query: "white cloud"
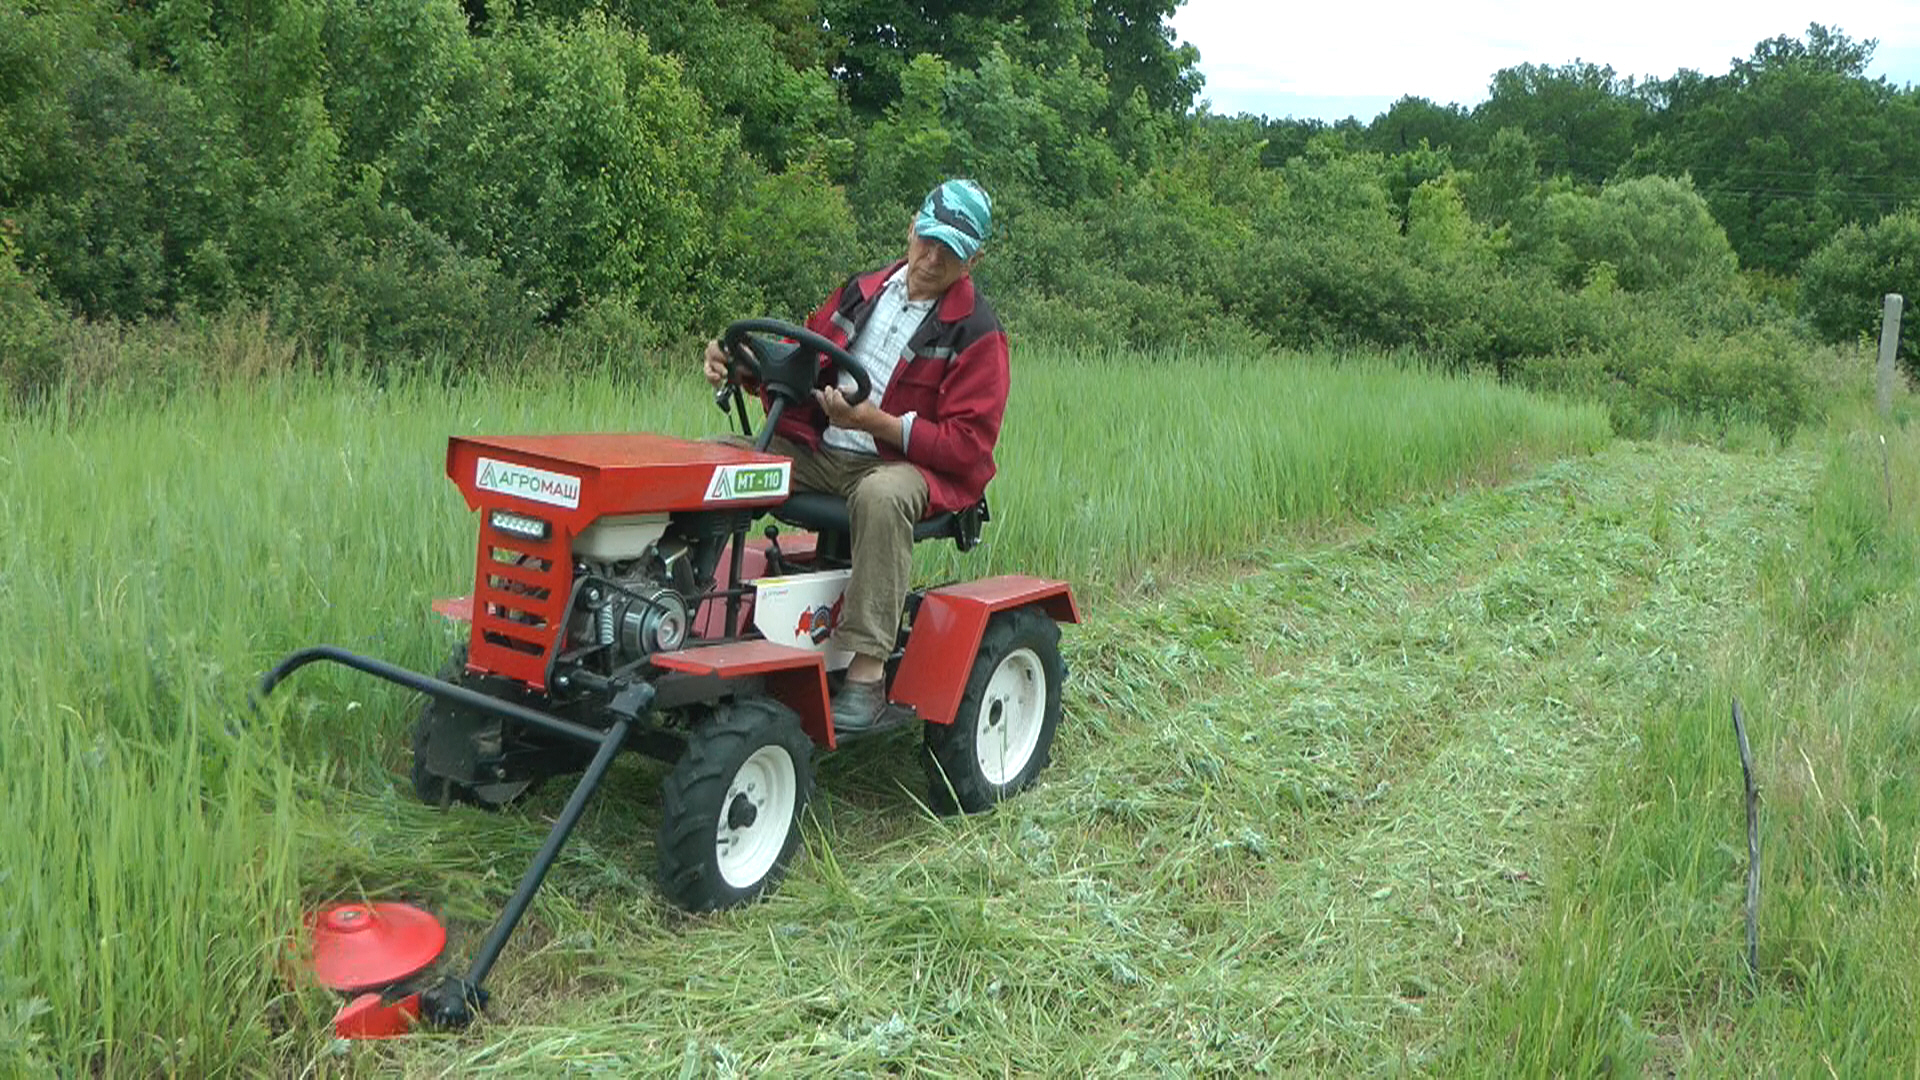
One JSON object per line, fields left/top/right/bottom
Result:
{"left": 1173, "top": 0, "right": 1920, "bottom": 116}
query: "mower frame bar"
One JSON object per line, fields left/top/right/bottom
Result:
{"left": 256, "top": 645, "right": 610, "bottom": 748}
{"left": 455, "top": 712, "right": 630, "bottom": 1004}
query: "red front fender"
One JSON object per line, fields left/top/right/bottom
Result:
{"left": 890, "top": 576, "right": 1079, "bottom": 725}
{"left": 651, "top": 640, "right": 834, "bottom": 747}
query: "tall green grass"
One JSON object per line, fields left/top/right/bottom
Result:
{"left": 921, "top": 348, "right": 1611, "bottom": 588}
{"left": 1444, "top": 405, "right": 1920, "bottom": 1074}
{"left": 2, "top": 347, "right": 1605, "bottom": 1073}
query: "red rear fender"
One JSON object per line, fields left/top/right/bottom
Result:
{"left": 890, "top": 577, "right": 1079, "bottom": 725}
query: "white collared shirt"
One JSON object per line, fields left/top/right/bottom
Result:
{"left": 823, "top": 265, "right": 932, "bottom": 456}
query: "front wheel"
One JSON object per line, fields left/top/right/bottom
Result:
{"left": 924, "top": 607, "right": 1065, "bottom": 814}
{"left": 656, "top": 697, "right": 814, "bottom": 912}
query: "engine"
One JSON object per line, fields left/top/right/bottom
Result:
{"left": 573, "top": 569, "right": 689, "bottom": 663}
{"left": 563, "top": 513, "right": 696, "bottom": 666}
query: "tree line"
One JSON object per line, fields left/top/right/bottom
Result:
{"left": 2, "top": 3, "right": 1915, "bottom": 426}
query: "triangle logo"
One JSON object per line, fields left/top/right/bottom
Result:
{"left": 707, "top": 469, "right": 732, "bottom": 500}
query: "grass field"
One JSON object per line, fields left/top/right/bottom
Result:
{"left": 1444, "top": 408, "right": 1920, "bottom": 1075}
{"left": 12, "top": 345, "right": 1915, "bottom": 1074}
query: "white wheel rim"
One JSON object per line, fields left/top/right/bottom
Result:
{"left": 715, "top": 745, "right": 797, "bottom": 889}
{"left": 976, "top": 648, "right": 1047, "bottom": 787}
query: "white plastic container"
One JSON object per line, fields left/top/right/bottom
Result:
{"left": 572, "top": 513, "right": 670, "bottom": 561}
{"left": 752, "top": 569, "right": 855, "bottom": 670}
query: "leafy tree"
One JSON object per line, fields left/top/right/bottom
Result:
{"left": 1637, "top": 24, "right": 1920, "bottom": 274}
{"left": 1086, "top": 0, "right": 1201, "bottom": 115}
{"left": 320, "top": 0, "right": 482, "bottom": 177}
{"left": 1532, "top": 175, "right": 1738, "bottom": 293}
{"left": 821, "top": 0, "right": 1084, "bottom": 114}
{"left": 708, "top": 160, "right": 860, "bottom": 321}
{"left": 1473, "top": 61, "right": 1646, "bottom": 187}
{"left": 459, "top": 14, "right": 728, "bottom": 321}
{"left": 1365, "top": 96, "right": 1475, "bottom": 154}
{"left": 819, "top": 0, "right": 1195, "bottom": 124}
{"left": 595, "top": 0, "right": 852, "bottom": 168}
{"left": 1379, "top": 143, "right": 1452, "bottom": 233}
{"left": 1406, "top": 176, "right": 1494, "bottom": 271}
{"left": 854, "top": 44, "right": 1126, "bottom": 236}
{"left": 6, "top": 41, "right": 240, "bottom": 318}
{"left": 1250, "top": 114, "right": 1361, "bottom": 168}
{"left": 1459, "top": 126, "right": 1539, "bottom": 227}
{"left": 1, "top": 216, "right": 61, "bottom": 400}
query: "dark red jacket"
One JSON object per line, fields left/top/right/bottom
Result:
{"left": 774, "top": 260, "right": 1010, "bottom": 516}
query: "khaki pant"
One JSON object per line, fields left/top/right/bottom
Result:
{"left": 723, "top": 435, "right": 929, "bottom": 660}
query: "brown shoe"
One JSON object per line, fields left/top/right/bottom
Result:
{"left": 830, "top": 678, "right": 886, "bottom": 734}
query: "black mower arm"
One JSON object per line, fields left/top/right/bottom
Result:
{"left": 254, "top": 645, "right": 610, "bottom": 747}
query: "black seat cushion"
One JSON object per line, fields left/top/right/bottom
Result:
{"left": 774, "top": 491, "right": 961, "bottom": 542}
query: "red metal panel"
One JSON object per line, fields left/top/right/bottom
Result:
{"left": 889, "top": 593, "right": 989, "bottom": 726}
{"left": 333, "top": 992, "right": 421, "bottom": 1039}
{"left": 446, "top": 434, "right": 796, "bottom": 524}
{"left": 888, "top": 576, "right": 1080, "bottom": 725}
{"left": 651, "top": 641, "right": 834, "bottom": 747}
{"left": 918, "top": 575, "right": 1081, "bottom": 624}
{"left": 466, "top": 519, "right": 570, "bottom": 689}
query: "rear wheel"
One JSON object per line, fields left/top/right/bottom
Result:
{"left": 924, "top": 607, "right": 1064, "bottom": 814}
{"left": 656, "top": 697, "right": 814, "bottom": 912}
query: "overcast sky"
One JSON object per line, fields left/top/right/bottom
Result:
{"left": 1168, "top": 1, "right": 1920, "bottom": 123}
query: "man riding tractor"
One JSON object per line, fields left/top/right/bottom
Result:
{"left": 704, "top": 178, "right": 1007, "bottom": 736}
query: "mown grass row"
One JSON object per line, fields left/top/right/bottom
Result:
{"left": 1442, "top": 402, "right": 1920, "bottom": 1074}
{"left": 1, "top": 346, "right": 1606, "bottom": 1074}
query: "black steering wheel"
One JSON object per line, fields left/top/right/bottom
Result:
{"left": 719, "top": 318, "right": 872, "bottom": 408}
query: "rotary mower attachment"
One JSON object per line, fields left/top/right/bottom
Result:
{"left": 305, "top": 902, "right": 441, "bottom": 1038}
{"left": 261, "top": 647, "right": 650, "bottom": 1032}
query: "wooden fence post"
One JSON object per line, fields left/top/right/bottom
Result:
{"left": 1879, "top": 293, "right": 1905, "bottom": 420}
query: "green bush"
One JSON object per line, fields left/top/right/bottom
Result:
{"left": 266, "top": 193, "right": 534, "bottom": 365}
{"left": 7, "top": 44, "right": 234, "bottom": 320}
{"left": 461, "top": 14, "right": 726, "bottom": 322}
{"left": 1518, "top": 323, "right": 1813, "bottom": 440}
{"left": 1801, "top": 210, "right": 1920, "bottom": 373}
{"left": 0, "top": 219, "right": 61, "bottom": 404}
{"left": 707, "top": 160, "right": 861, "bottom": 326}
{"left": 1531, "top": 175, "right": 1740, "bottom": 293}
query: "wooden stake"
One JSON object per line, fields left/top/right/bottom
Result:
{"left": 1879, "top": 294, "right": 1905, "bottom": 420}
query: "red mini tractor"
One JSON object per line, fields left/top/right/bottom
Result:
{"left": 259, "top": 319, "right": 1078, "bottom": 1029}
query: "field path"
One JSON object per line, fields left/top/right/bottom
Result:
{"left": 386, "top": 441, "right": 1817, "bottom": 1077}
{"left": 1042, "top": 440, "right": 1817, "bottom": 1071}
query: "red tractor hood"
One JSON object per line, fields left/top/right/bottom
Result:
{"left": 447, "top": 433, "right": 793, "bottom": 526}
{"left": 445, "top": 433, "right": 793, "bottom": 688}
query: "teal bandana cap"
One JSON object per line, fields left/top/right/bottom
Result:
{"left": 915, "top": 179, "right": 993, "bottom": 260}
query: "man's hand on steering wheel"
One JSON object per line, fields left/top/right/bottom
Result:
{"left": 702, "top": 340, "right": 730, "bottom": 388}
{"left": 813, "top": 385, "right": 873, "bottom": 430}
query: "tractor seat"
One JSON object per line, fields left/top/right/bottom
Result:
{"left": 773, "top": 491, "right": 990, "bottom": 552}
